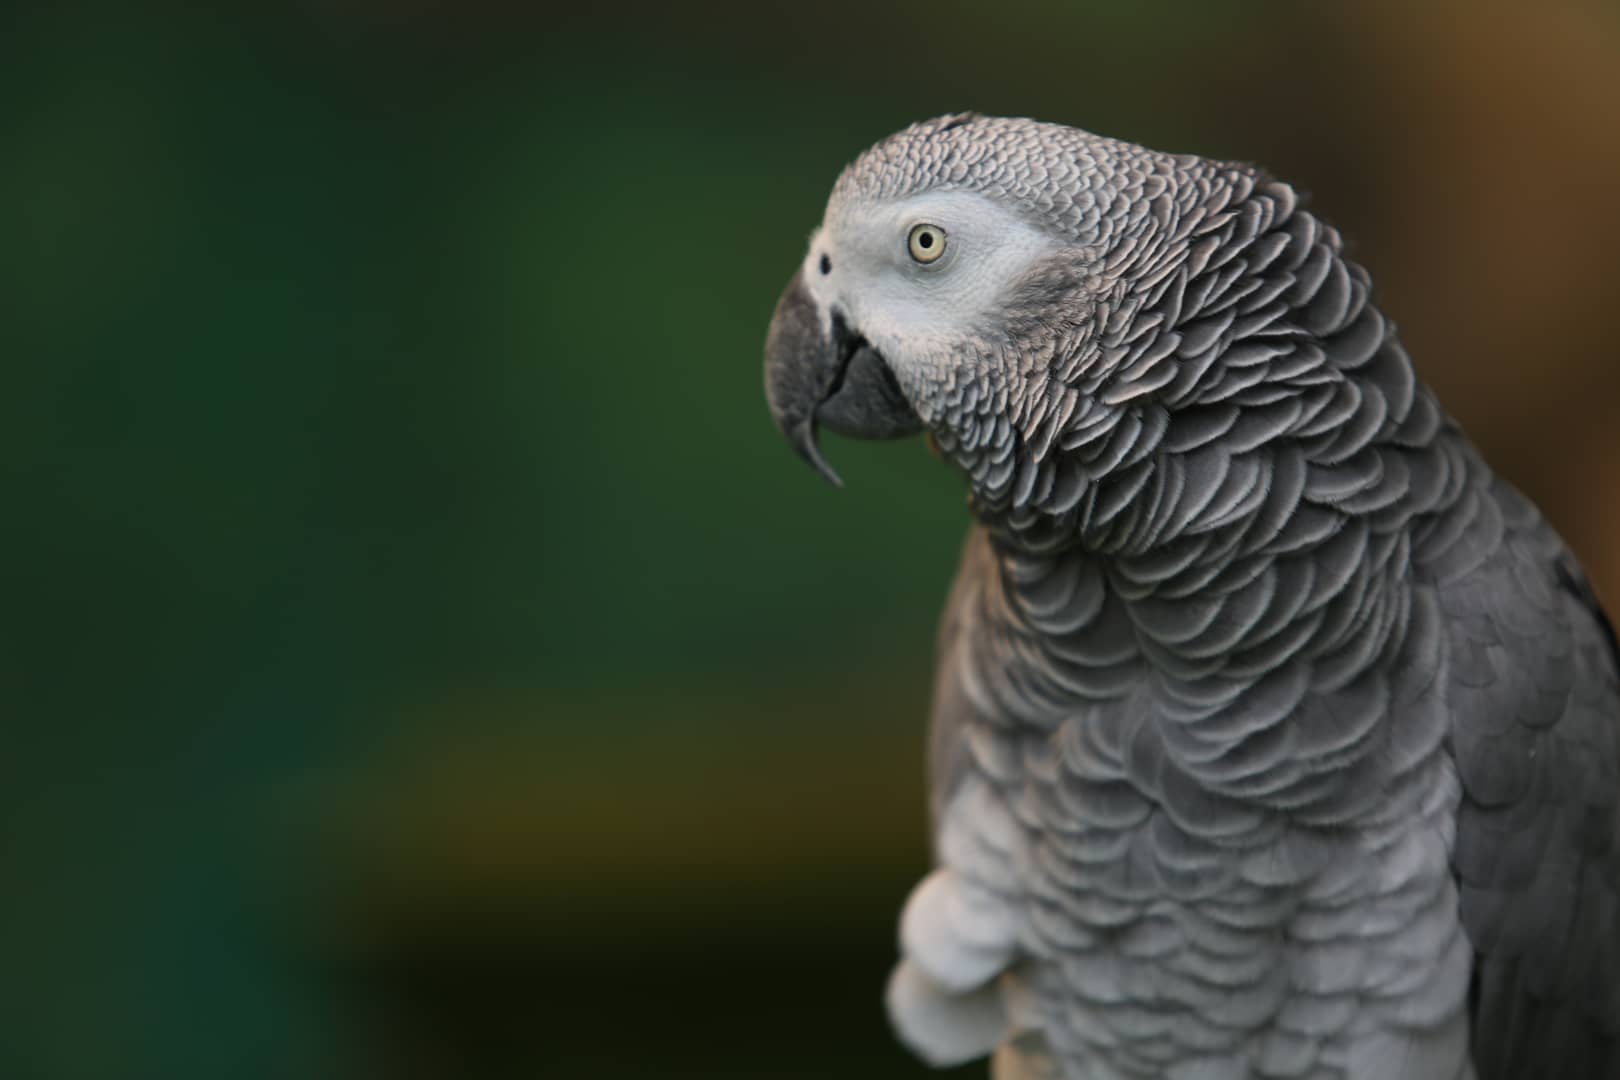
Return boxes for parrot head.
[764,112,1076,490]
[764,113,1283,538]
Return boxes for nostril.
[819,253,832,276]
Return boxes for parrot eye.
[907,223,947,264]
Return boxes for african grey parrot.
[762,114,1620,1079]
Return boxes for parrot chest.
[910,523,1480,1076]
[931,718,1472,1077]
[926,569,1474,1076]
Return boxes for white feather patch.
[886,958,1008,1066]
[900,868,1019,991]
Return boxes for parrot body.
[763,115,1620,1079]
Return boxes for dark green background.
[7,4,1620,1078]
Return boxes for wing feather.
[1429,466,1620,1078]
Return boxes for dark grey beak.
[763,269,922,486]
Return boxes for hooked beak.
[762,269,922,486]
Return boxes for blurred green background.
[5,3,1619,1078]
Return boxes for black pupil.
[918,231,934,248]
[819,253,831,275]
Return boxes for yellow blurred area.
[320,681,930,918]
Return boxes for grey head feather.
[825,113,1359,557]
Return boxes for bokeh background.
[7,3,1620,1078]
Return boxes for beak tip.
[789,420,843,488]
